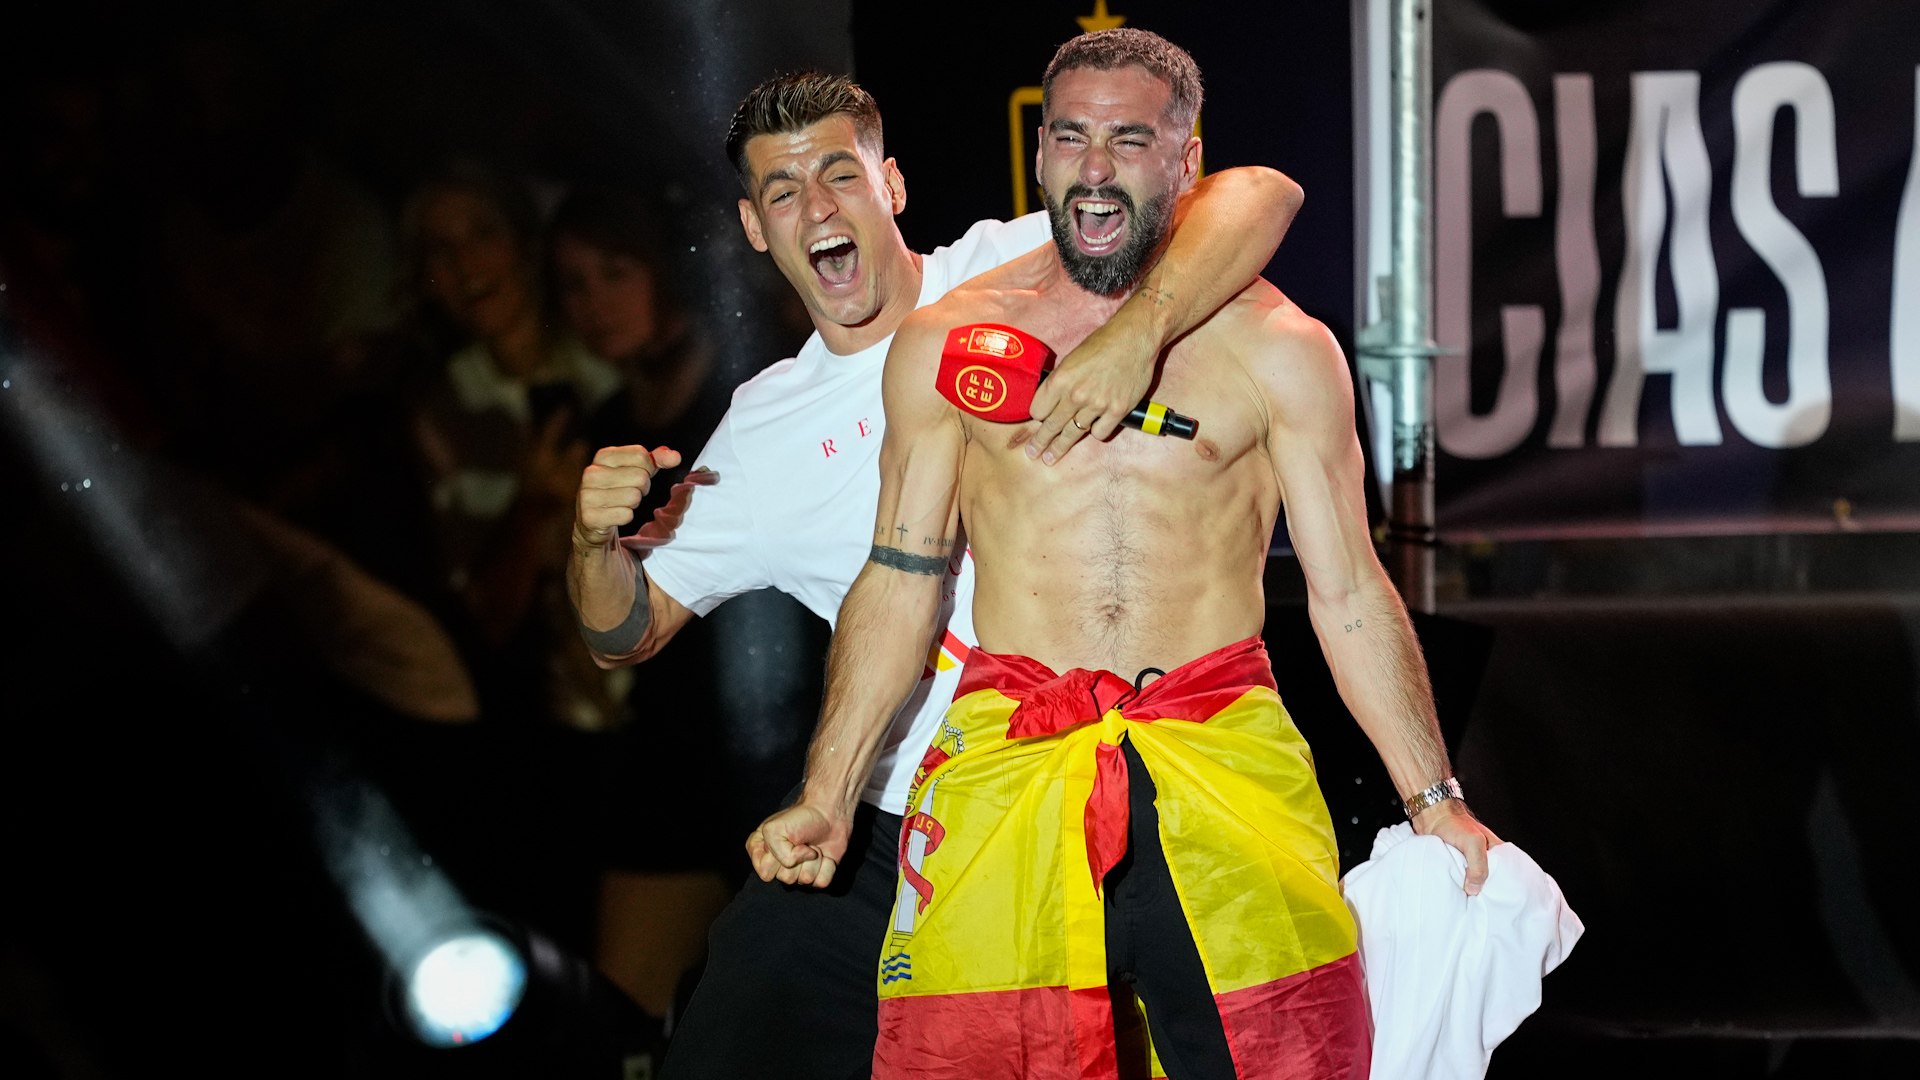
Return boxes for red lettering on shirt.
[858,418,873,438]
[821,439,837,458]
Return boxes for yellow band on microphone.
[1139,401,1168,436]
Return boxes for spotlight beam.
[3,344,521,1047]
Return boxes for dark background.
[4,2,1918,1078]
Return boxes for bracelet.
[1402,776,1464,818]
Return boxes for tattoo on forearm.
[869,544,948,576]
[1140,285,1174,307]
[1344,617,1364,633]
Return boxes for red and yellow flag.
[877,637,1370,1079]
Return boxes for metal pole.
[1383,0,1437,612]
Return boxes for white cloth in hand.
[1340,823,1584,1080]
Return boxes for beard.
[1043,181,1176,296]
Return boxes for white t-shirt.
[643,213,1050,812]
[1340,824,1585,1079]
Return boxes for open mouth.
[1072,198,1128,254]
[808,234,859,286]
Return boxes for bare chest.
[955,339,1276,572]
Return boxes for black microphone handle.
[1122,402,1198,440]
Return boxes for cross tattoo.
[895,524,909,543]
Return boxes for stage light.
[2,346,657,1074]
[400,926,527,1048]
[370,911,664,1078]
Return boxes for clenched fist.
[574,445,678,549]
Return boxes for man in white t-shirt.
[567,70,1300,1078]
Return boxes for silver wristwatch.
[1402,776,1464,818]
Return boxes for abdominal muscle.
[960,419,1277,679]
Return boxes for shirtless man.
[749,29,1502,1079]
[571,70,1301,1078]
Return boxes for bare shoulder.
[890,303,958,365]
[891,299,985,383]
[885,275,1027,428]
[1214,279,1353,420]
[892,257,1043,364]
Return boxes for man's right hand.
[1021,310,1157,465]
[624,466,718,550]
[746,801,853,889]
[573,445,682,552]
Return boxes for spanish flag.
[877,636,1370,1079]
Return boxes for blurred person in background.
[404,159,626,733]
[551,184,731,460]
[545,183,750,1049]
[399,160,627,965]
[119,15,461,665]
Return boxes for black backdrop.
[6,3,1920,1078]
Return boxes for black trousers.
[659,796,902,1080]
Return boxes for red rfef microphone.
[934,323,1198,439]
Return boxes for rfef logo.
[954,365,1008,414]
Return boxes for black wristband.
[579,587,652,655]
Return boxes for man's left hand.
[1021,315,1155,465]
[1412,800,1504,896]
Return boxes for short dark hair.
[725,71,885,192]
[1042,28,1203,133]
[548,183,690,315]
[398,157,542,288]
